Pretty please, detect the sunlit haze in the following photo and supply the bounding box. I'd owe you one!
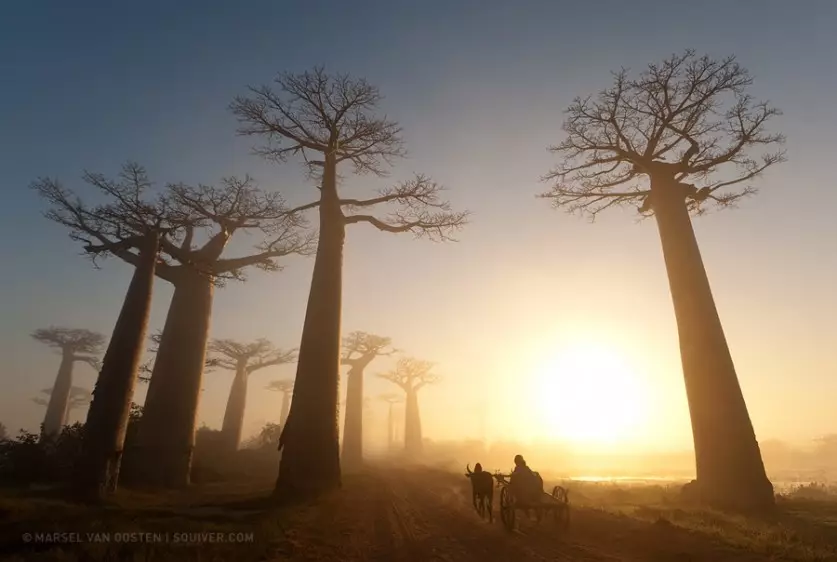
[1,0,836,481]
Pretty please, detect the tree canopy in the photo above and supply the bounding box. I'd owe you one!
[541,50,786,218]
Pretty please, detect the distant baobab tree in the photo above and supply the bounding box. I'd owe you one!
[540,50,785,510]
[378,393,403,450]
[30,327,104,438]
[208,338,296,452]
[378,357,440,457]
[340,331,397,469]
[32,386,91,425]
[265,379,294,427]
[232,66,469,500]
[0,422,7,441]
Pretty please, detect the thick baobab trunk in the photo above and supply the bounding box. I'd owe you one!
[42,352,74,438]
[651,178,774,511]
[220,365,248,453]
[135,271,214,488]
[341,368,364,469]
[78,233,158,498]
[279,390,291,427]
[275,158,343,501]
[404,389,423,456]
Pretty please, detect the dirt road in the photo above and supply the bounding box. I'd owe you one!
[268,467,766,562]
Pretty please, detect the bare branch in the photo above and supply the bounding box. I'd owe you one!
[34,386,91,410]
[30,162,190,281]
[542,50,786,217]
[341,331,397,370]
[266,379,294,393]
[378,393,403,405]
[207,338,297,375]
[377,357,441,393]
[165,176,315,283]
[31,327,105,356]
[231,66,406,180]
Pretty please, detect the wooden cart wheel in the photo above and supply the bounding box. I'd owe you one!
[500,486,515,531]
[552,486,570,529]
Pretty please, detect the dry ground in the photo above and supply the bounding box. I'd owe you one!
[1,465,836,561]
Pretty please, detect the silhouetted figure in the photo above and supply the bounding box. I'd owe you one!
[510,454,542,504]
[465,463,494,522]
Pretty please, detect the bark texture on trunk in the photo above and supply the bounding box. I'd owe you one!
[78,233,158,498]
[275,158,343,501]
[279,391,291,427]
[341,367,364,469]
[404,389,422,456]
[651,177,774,511]
[221,364,248,452]
[135,272,214,488]
[42,352,74,438]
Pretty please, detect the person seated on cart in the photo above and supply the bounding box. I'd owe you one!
[510,454,543,504]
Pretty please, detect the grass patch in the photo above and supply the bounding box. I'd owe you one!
[557,480,837,561]
[0,481,304,562]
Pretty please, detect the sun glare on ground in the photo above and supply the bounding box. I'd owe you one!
[532,342,650,446]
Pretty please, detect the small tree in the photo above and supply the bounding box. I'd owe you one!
[208,338,296,452]
[32,386,91,425]
[378,357,440,456]
[232,67,468,499]
[31,327,104,438]
[340,332,397,469]
[265,379,294,427]
[378,393,403,451]
[540,50,785,510]
[0,422,8,441]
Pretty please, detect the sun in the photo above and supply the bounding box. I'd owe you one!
[531,342,649,445]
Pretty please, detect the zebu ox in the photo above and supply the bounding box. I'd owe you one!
[465,463,494,522]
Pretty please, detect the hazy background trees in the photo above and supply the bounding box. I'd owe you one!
[30,327,103,438]
[379,357,440,457]
[208,338,296,452]
[32,386,90,425]
[378,394,403,451]
[265,379,294,428]
[541,50,785,510]
[340,331,396,469]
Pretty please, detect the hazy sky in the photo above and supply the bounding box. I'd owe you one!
[1,1,835,453]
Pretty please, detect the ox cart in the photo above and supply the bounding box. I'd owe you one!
[492,472,570,531]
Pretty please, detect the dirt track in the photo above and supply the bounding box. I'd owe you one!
[268,467,765,562]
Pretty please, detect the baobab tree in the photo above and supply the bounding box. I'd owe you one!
[540,50,785,510]
[30,327,104,438]
[32,386,91,425]
[378,357,440,456]
[35,165,310,488]
[137,177,312,487]
[208,338,296,452]
[34,163,198,496]
[232,67,468,499]
[340,331,397,468]
[378,393,403,451]
[265,379,294,427]
[137,330,217,383]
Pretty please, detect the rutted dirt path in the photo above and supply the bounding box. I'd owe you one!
[267,467,766,561]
